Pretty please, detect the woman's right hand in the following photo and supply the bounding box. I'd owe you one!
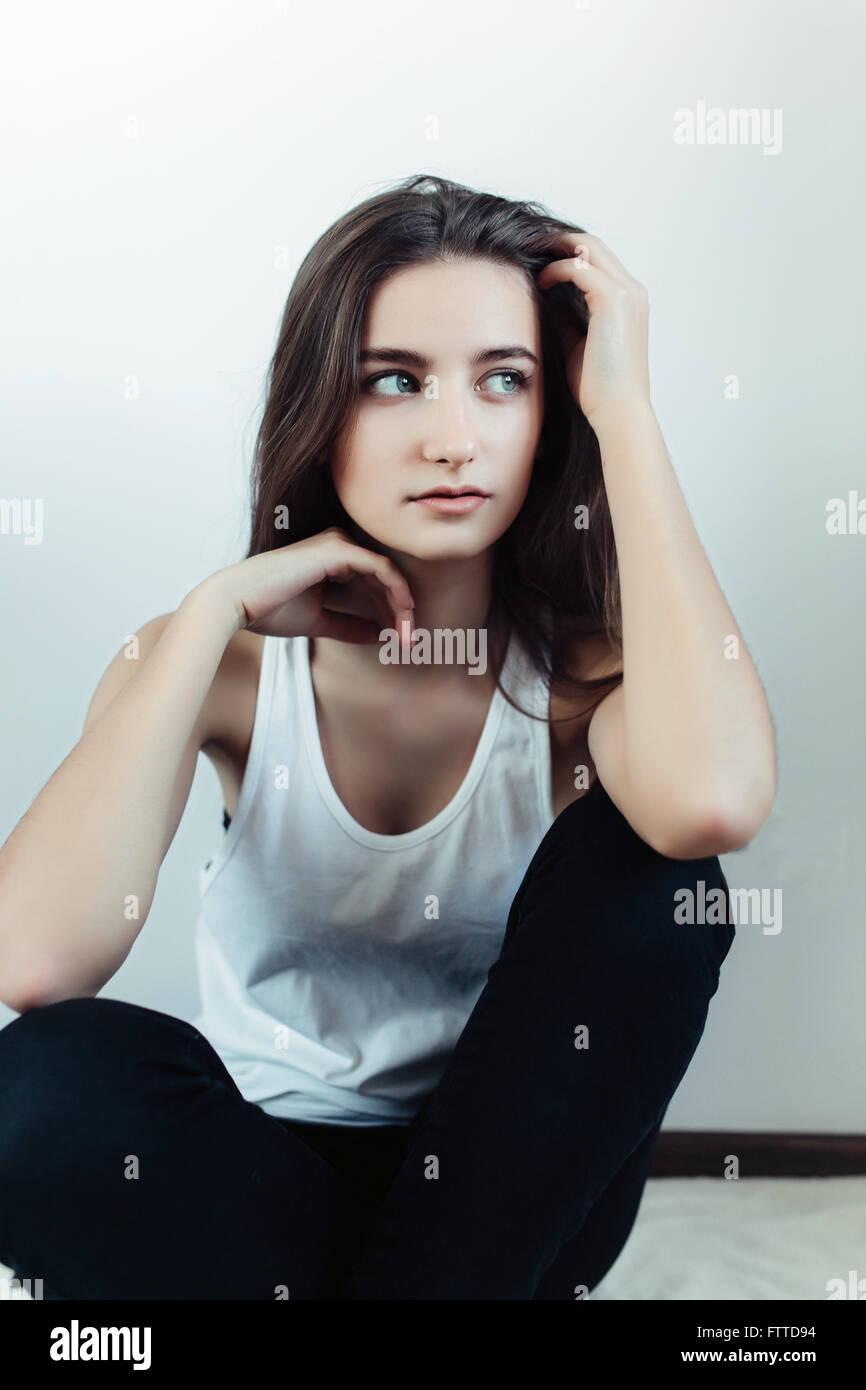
[195,527,416,644]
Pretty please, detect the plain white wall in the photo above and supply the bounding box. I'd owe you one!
[1,0,863,1129]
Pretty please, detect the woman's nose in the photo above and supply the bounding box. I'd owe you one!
[420,439,475,465]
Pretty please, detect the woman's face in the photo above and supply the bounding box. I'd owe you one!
[330,256,544,562]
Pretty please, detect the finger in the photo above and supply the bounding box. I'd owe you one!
[366,564,415,630]
[547,230,633,284]
[355,572,396,627]
[536,251,607,296]
[316,581,410,648]
[321,573,390,628]
[325,543,415,628]
[311,608,383,645]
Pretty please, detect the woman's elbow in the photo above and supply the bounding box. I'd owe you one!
[652,784,776,860]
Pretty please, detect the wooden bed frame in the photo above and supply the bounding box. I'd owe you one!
[651,1132,866,1176]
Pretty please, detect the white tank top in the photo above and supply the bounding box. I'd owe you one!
[190,623,557,1126]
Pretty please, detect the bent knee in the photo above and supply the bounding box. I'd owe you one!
[0,997,225,1178]
[525,815,736,981]
[614,852,736,1007]
[0,997,212,1108]
[0,996,157,1061]
[0,996,106,1058]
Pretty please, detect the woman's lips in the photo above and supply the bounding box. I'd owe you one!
[411,494,489,514]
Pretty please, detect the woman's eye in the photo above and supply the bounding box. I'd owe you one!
[365,372,417,397]
[484,370,528,395]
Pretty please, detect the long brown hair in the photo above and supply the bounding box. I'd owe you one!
[245,173,623,724]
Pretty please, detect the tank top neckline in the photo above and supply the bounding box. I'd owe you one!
[295,627,521,852]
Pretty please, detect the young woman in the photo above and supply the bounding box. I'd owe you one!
[0,174,776,1301]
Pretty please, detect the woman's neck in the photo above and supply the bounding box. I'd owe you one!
[317,529,501,686]
[312,578,509,693]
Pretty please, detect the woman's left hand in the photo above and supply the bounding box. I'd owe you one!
[536,231,652,428]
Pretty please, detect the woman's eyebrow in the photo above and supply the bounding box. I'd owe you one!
[359,345,539,369]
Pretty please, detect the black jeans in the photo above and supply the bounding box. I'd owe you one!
[0,778,734,1300]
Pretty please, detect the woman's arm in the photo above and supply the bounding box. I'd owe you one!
[587,401,777,859]
[538,232,776,858]
[0,586,240,1010]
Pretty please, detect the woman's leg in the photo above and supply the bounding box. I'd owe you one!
[0,996,388,1299]
[530,1114,665,1300]
[276,1118,413,1215]
[339,778,736,1300]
